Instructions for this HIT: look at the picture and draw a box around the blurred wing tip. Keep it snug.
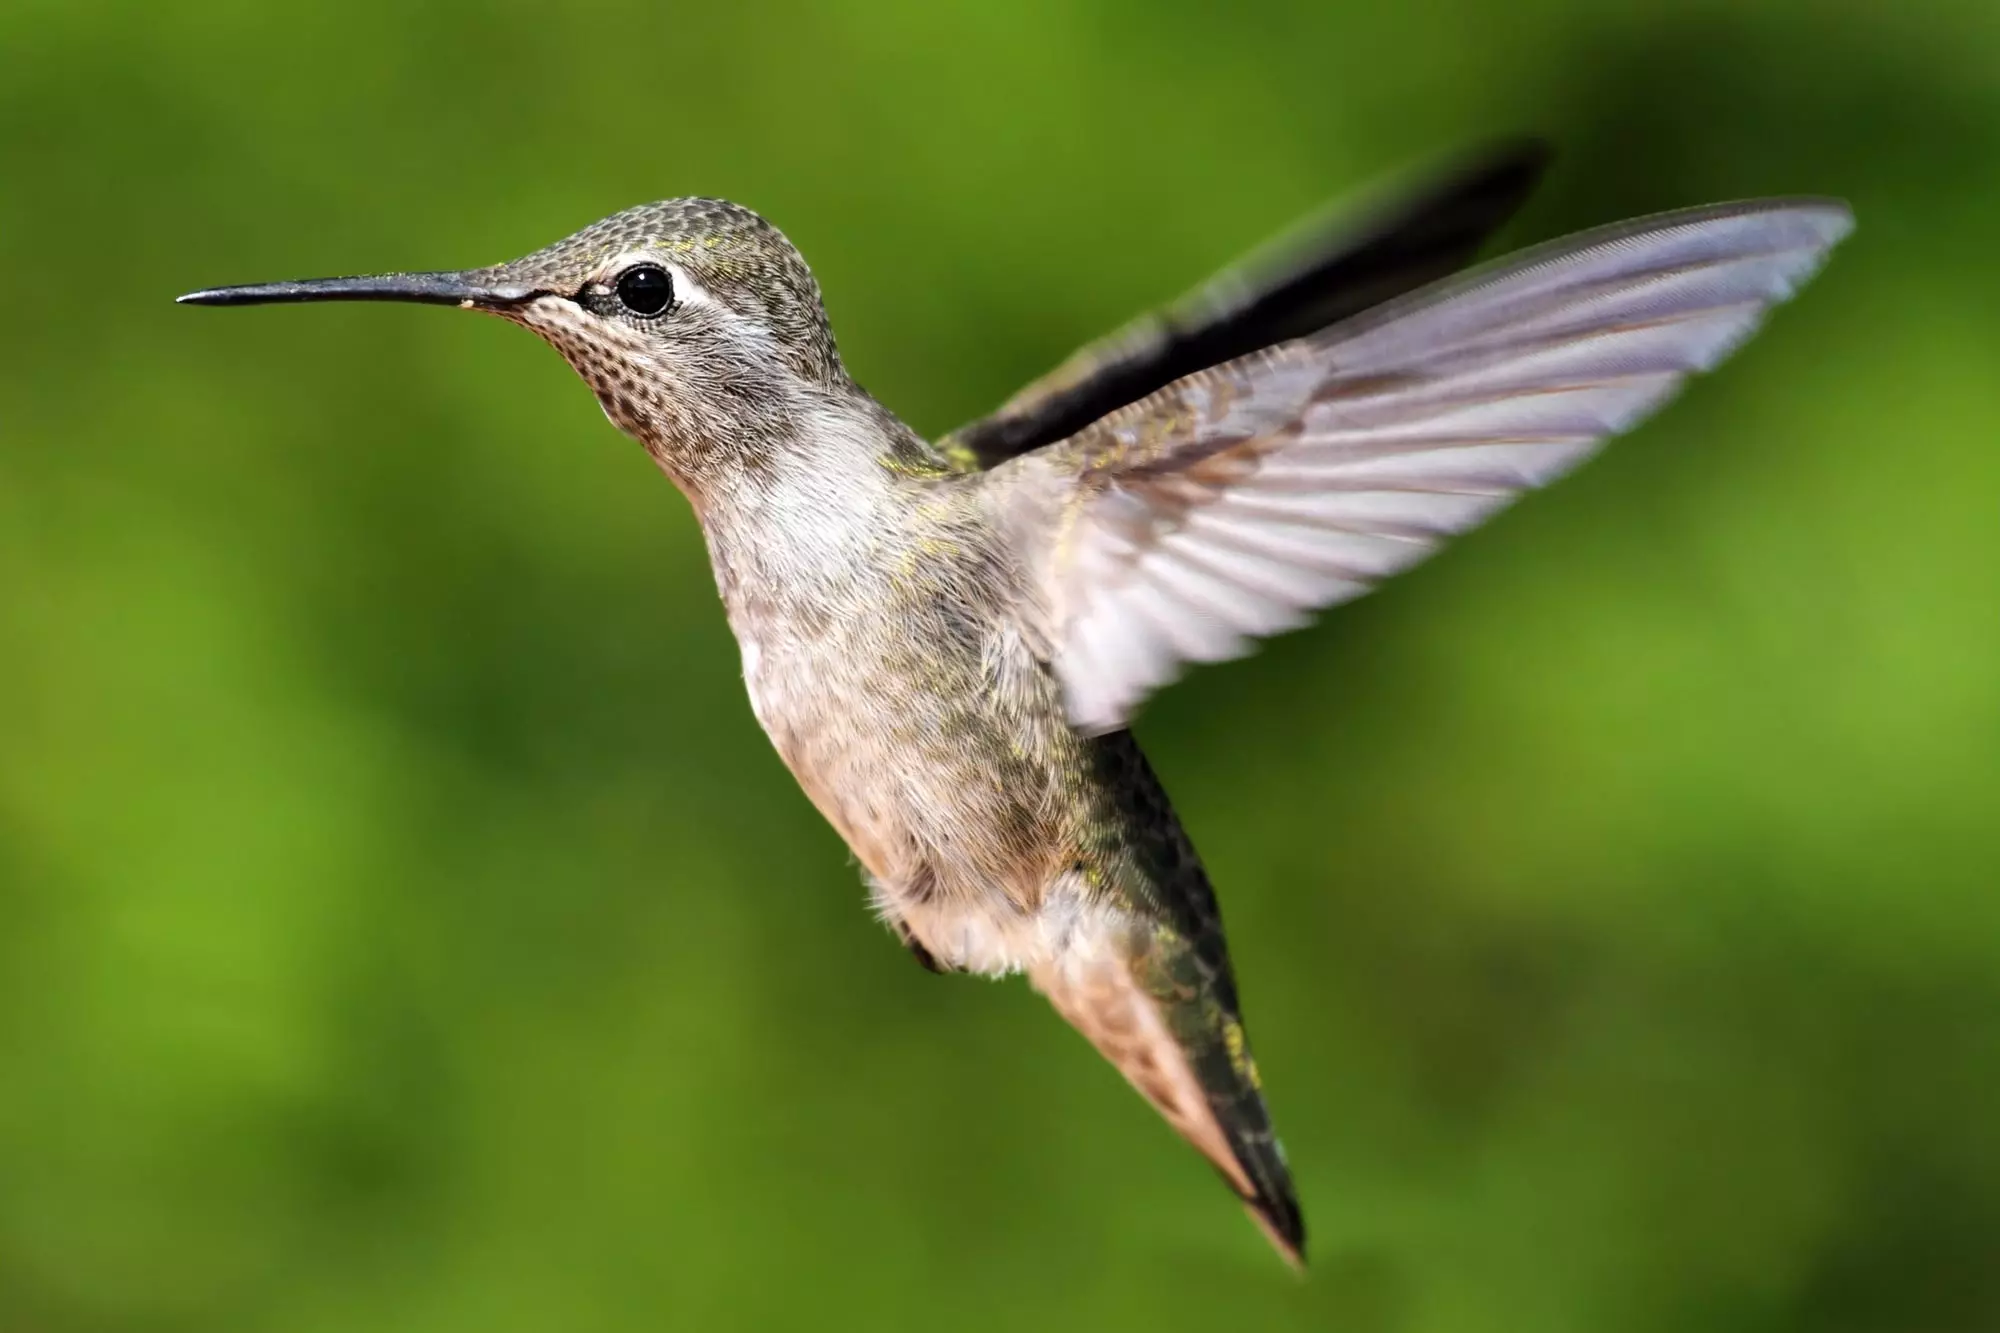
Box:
[1765,195,1855,229]
[1758,198,1856,254]
[1675,196,1856,247]
[1438,133,1556,179]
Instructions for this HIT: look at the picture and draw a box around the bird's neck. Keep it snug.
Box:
[668,381,955,620]
[636,373,951,509]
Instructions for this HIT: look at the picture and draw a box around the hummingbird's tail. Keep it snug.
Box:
[1032,922,1304,1266]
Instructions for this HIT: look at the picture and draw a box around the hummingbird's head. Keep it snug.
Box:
[179,199,846,492]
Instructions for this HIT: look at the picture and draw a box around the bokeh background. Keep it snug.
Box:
[4,1,1998,1329]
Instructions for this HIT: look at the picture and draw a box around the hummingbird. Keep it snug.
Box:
[179,142,1851,1266]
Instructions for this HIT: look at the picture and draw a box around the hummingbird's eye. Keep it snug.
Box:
[613,264,675,317]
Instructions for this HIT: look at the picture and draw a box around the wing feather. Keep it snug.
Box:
[943,140,1552,467]
[1005,200,1853,733]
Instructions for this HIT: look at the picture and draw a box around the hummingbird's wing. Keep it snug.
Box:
[941,139,1551,470]
[1004,201,1853,735]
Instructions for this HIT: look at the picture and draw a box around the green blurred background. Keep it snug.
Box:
[4,0,1999,1329]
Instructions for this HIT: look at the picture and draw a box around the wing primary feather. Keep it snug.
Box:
[1015,197,1853,732]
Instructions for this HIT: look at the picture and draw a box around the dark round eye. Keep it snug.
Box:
[614,264,674,316]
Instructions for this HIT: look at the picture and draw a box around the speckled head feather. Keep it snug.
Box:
[427,197,875,503]
[480,198,843,387]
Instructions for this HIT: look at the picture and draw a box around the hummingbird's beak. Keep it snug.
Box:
[176,271,541,310]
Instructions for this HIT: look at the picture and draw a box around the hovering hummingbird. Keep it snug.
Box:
[180,142,1851,1265]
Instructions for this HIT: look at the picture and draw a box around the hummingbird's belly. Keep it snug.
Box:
[736,613,1116,975]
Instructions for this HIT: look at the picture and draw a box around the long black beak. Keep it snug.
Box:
[176,271,541,309]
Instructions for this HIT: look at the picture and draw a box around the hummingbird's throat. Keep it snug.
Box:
[502,295,821,505]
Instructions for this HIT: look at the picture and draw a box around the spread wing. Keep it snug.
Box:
[943,139,1552,469]
[1003,200,1854,735]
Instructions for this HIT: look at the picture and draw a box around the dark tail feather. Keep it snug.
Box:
[1034,935,1306,1267]
[1167,967,1307,1269]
